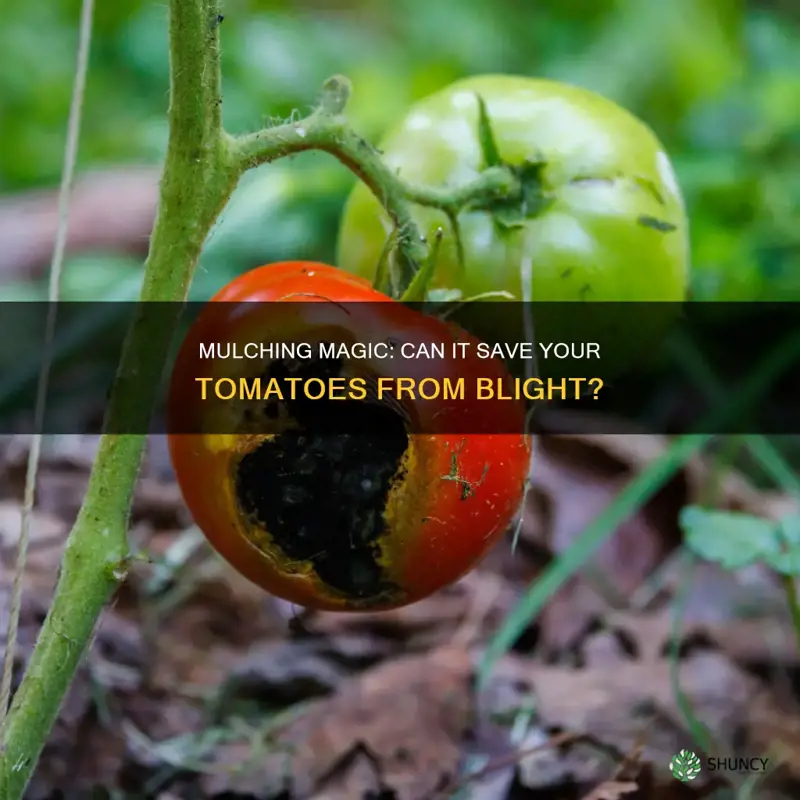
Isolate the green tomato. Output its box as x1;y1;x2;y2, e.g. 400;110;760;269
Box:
336;75;690;377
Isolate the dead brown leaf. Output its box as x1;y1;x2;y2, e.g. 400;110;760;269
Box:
202;644;474;800
482;606;797;790
303;570;518;655
580;779;639;800
0;500;66;577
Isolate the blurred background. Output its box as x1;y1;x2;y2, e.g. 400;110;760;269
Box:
1;0;799;303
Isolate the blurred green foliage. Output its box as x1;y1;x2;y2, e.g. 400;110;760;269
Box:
0;0;798;300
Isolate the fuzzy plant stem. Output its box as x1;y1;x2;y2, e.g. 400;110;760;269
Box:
0;1;233;794
0;2;520;796
234;76;518;293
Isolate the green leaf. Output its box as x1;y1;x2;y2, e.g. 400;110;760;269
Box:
475;93;501;169
768;515;800;576
769;550;800;577
780;515;800;544
400;227;444;302
679;506;782;570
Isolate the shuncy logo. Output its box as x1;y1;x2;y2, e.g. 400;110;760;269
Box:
670;750;701;782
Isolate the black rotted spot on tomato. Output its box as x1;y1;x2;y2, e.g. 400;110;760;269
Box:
234;352;409;602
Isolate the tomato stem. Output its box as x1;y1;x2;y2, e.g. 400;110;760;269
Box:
0;0;236;795
232;97;520;300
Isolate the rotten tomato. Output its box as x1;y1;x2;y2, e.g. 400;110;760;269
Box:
167;262;530;611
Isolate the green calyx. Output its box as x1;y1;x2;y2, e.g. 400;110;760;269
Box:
388;96;553;302
486;159;554;230
472;93;554;230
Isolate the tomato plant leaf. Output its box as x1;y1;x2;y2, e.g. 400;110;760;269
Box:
679;505;783;570
400;227;444;302
475;93;501;169
372;229;398;295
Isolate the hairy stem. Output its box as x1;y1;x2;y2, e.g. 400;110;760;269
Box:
0;0;233;795
233;76;519;294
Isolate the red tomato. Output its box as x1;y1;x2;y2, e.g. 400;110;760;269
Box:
168;262;530;611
